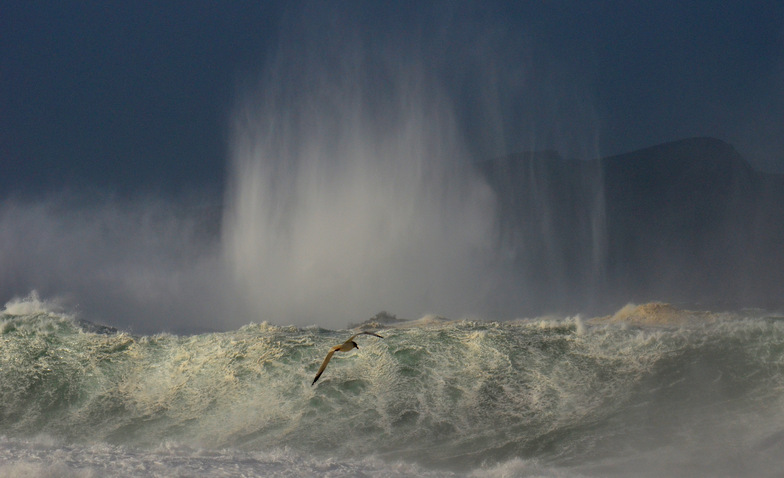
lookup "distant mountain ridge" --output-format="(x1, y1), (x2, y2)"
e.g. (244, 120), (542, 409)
(478, 137), (784, 314)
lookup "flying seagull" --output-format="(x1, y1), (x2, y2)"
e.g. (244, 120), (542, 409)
(312, 331), (384, 385)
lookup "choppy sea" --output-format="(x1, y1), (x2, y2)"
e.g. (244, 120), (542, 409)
(2, 294), (783, 477)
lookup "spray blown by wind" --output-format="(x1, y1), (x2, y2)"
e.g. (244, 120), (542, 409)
(222, 53), (507, 328)
(0, 7), (616, 333)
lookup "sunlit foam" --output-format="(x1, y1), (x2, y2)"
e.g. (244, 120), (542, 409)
(1, 290), (65, 317)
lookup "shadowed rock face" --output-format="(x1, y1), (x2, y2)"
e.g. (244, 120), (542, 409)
(478, 137), (784, 315)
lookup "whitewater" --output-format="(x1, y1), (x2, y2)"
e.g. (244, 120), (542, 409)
(1, 294), (782, 477)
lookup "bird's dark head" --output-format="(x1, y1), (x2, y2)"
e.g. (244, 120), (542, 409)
(352, 341), (358, 349)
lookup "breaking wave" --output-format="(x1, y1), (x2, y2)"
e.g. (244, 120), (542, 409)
(2, 293), (784, 476)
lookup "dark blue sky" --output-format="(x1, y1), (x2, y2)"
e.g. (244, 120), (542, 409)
(3, 1), (783, 196)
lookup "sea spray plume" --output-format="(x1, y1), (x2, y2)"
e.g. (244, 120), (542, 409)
(221, 33), (503, 328)
(218, 3), (617, 327)
(312, 331), (383, 386)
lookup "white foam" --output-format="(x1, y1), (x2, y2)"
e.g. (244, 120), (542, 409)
(1, 290), (65, 317)
(0, 438), (462, 478)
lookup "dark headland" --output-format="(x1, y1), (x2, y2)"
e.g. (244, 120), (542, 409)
(478, 137), (784, 315)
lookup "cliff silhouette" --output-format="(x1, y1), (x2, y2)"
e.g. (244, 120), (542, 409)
(479, 137), (784, 314)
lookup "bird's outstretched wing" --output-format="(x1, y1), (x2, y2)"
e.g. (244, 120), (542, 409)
(346, 331), (384, 341)
(312, 332), (383, 386)
(312, 347), (338, 385)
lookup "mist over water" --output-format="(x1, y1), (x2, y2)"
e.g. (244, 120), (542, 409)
(0, 193), (226, 333)
(2, 6), (781, 334)
(0, 12), (583, 332)
(217, 7), (621, 328)
(222, 49), (512, 329)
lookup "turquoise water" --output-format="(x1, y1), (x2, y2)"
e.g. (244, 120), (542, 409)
(2, 295), (784, 476)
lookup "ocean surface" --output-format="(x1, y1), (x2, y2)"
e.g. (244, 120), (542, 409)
(2, 294), (784, 477)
